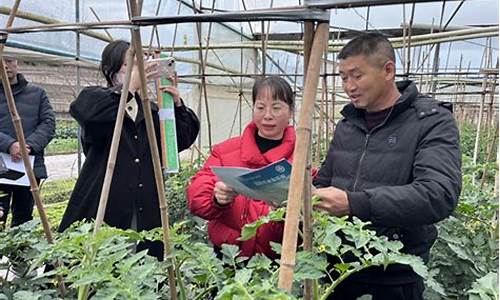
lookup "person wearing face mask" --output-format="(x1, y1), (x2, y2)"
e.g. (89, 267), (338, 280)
(187, 76), (296, 259)
(58, 40), (199, 259)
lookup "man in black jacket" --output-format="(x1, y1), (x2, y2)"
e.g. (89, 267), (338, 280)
(0, 55), (55, 226)
(313, 33), (461, 299)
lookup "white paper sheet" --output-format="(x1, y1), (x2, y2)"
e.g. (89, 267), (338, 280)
(0, 153), (35, 187)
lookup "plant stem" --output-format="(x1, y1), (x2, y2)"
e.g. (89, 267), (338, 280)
(192, 285), (217, 300)
(77, 243), (98, 300)
(175, 264), (186, 300)
(312, 279), (319, 300)
(78, 285), (90, 300)
(319, 265), (370, 300)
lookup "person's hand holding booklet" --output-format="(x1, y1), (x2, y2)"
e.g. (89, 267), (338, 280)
(211, 159), (292, 207)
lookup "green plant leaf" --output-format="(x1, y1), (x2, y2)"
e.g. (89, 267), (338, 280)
(322, 232), (342, 256)
(247, 254), (272, 271)
(294, 251), (327, 281)
(235, 268), (253, 284)
(238, 208), (285, 241)
(467, 272), (499, 300)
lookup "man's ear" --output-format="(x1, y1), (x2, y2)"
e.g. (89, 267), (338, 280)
(384, 60), (396, 80)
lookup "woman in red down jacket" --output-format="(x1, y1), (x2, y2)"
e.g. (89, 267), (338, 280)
(187, 76), (295, 259)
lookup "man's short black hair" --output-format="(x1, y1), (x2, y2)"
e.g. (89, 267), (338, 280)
(338, 33), (396, 67)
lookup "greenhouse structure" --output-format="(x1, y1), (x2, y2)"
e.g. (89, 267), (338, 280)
(0, 0), (498, 299)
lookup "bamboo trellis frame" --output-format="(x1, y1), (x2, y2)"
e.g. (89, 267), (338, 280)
(278, 21), (330, 291)
(129, 1), (178, 298)
(0, 1), (498, 298)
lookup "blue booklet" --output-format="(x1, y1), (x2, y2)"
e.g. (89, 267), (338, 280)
(211, 159), (292, 207)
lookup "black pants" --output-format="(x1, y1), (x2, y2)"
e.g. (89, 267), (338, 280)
(0, 178), (40, 227)
(137, 239), (164, 261)
(328, 278), (424, 300)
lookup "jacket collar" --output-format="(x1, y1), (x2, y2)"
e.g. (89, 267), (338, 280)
(340, 80), (418, 131)
(110, 87), (159, 124)
(0, 73), (28, 96)
(240, 122), (295, 166)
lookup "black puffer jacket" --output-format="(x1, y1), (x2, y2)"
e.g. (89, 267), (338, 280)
(314, 80), (461, 284)
(0, 74), (55, 178)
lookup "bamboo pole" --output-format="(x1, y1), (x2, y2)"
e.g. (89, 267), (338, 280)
(278, 21), (329, 292)
(405, 3), (415, 76)
(261, 21), (266, 77)
(479, 61), (498, 188)
(292, 53), (300, 125)
(240, 0), (255, 37)
(487, 60), (499, 129)
(1, 0), (38, 237)
(430, 1), (446, 95)
(170, 1), (182, 58)
(330, 29), (341, 140)
(480, 118), (498, 188)
(227, 95), (241, 139)
(453, 55), (462, 123)
(365, 6), (370, 30)
(93, 48), (135, 233)
(155, 27), (499, 53)
(262, 0), (274, 77)
(76, 0), (83, 174)
(192, 0), (213, 151)
(302, 20), (315, 300)
(495, 147), (499, 197)
(314, 52), (327, 168)
(89, 7), (114, 41)
(146, 0), (163, 54)
(414, 0), (465, 73)
(0, 0), (66, 295)
(401, 4), (407, 72)
(128, 1), (177, 299)
(239, 25), (244, 135)
(0, 5), (112, 43)
(303, 22), (315, 83)
(329, 57), (336, 140)
(325, 55), (330, 145)
(472, 74), (488, 166)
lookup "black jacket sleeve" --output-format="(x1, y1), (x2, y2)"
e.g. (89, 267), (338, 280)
(174, 100), (199, 152)
(351, 109), (462, 227)
(70, 87), (121, 125)
(313, 137), (335, 188)
(25, 89), (56, 154)
(70, 87), (135, 146)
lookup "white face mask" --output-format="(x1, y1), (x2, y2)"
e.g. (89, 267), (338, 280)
(112, 71), (125, 87)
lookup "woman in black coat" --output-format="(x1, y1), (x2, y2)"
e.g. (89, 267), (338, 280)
(58, 40), (199, 258)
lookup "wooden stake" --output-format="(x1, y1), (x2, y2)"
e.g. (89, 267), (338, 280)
(278, 22), (329, 292)
(480, 118), (498, 188)
(405, 3), (415, 76)
(93, 47), (135, 233)
(128, 1), (177, 299)
(480, 68), (498, 188)
(302, 20), (315, 300)
(192, 0), (213, 151)
(472, 74), (488, 166)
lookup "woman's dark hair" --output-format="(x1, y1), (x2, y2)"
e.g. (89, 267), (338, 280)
(100, 40), (130, 87)
(252, 76), (294, 110)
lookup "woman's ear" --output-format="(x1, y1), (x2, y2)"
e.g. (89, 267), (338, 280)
(288, 108), (294, 122)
